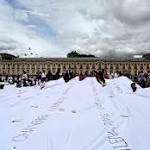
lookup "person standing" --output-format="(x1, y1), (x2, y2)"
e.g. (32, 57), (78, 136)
(41, 70), (46, 82)
(22, 71), (28, 86)
(40, 70), (46, 89)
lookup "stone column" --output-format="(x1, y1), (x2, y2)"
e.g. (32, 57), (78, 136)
(60, 64), (63, 74)
(107, 63), (110, 74)
(131, 64), (134, 76)
(29, 64), (32, 75)
(15, 64), (17, 75)
(34, 64), (37, 74)
(143, 64), (146, 72)
(45, 63), (48, 73)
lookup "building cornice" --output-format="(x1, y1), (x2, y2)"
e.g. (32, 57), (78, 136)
(0, 57), (149, 63)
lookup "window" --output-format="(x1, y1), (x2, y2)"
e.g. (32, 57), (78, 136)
(86, 64), (89, 69)
(147, 64), (149, 70)
(80, 64), (82, 69)
(92, 64), (95, 69)
(134, 64), (137, 69)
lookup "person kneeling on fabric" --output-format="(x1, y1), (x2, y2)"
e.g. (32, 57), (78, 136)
(40, 78), (46, 89)
(94, 71), (106, 87)
(0, 84), (4, 89)
(63, 71), (70, 83)
(0, 76), (5, 89)
(131, 82), (137, 92)
(16, 79), (22, 88)
(79, 72), (86, 81)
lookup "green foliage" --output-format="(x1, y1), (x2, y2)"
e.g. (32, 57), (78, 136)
(67, 51), (79, 58)
(143, 53), (150, 60)
(67, 51), (95, 58)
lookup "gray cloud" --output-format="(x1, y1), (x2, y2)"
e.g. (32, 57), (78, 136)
(112, 0), (150, 26)
(0, 38), (18, 52)
(0, 0), (150, 57)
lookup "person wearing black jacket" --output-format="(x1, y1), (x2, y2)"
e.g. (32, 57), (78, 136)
(63, 71), (70, 83)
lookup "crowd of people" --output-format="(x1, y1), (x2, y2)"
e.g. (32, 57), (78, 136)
(136, 71), (150, 88)
(0, 69), (150, 90)
(0, 70), (74, 89)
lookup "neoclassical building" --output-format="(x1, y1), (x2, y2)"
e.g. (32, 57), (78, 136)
(0, 53), (150, 76)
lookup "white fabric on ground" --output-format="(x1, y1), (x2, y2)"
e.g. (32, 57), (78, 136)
(0, 77), (150, 150)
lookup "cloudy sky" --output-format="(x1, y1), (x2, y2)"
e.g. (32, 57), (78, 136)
(0, 0), (150, 57)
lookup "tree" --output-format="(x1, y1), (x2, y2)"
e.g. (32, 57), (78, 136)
(67, 51), (79, 58)
(143, 53), (150, 60)
(67, 51), (95, 58)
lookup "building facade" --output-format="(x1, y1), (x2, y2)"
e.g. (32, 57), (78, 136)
(0, 53), (150, 76)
